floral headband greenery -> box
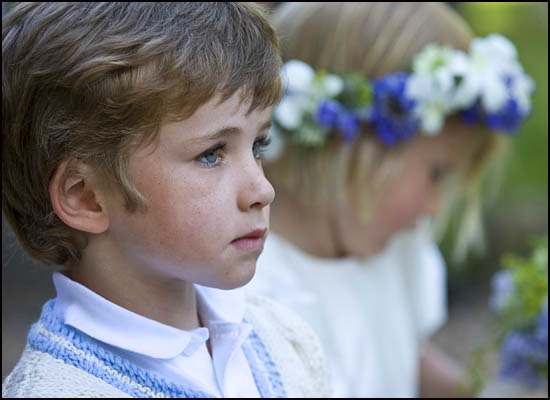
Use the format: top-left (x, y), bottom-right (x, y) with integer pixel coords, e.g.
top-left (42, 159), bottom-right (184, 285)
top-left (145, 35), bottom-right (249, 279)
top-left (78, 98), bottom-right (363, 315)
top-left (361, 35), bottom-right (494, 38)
top-left (270, 34), bottom-right (535, 151)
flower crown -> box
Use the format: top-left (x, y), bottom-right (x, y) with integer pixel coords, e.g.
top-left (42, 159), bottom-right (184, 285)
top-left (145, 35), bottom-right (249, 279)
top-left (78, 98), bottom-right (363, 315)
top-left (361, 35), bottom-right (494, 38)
top-left (270, 34), bottom-right (535, 150)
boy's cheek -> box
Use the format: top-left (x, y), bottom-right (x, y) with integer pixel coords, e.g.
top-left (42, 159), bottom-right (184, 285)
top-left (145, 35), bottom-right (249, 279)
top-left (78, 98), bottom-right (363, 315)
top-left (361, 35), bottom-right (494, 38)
top-left (264, 205), bottom-right (271, 224)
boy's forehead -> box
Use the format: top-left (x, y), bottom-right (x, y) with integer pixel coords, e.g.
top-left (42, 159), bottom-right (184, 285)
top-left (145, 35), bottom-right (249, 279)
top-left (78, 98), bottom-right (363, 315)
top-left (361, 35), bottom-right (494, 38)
top-left (211, 88), bottom-right (260, 113)
top-left (163, 91), bottom-right (272, 142)
top-left (169, 89), bottom-right (252, 123)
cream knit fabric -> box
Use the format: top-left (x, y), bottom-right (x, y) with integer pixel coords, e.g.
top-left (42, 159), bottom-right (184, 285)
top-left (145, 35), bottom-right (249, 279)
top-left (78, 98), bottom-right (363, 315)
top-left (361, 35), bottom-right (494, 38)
top-left (2, 345), bottom-right (130, 398)
top-left (245, 292), bottom-right (332, 398)
top-left (2, 293), bottom-right (331, 398)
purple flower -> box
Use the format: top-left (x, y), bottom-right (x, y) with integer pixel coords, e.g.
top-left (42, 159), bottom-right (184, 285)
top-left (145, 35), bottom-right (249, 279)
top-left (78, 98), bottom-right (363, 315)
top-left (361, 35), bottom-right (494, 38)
top-left (462, 75), bottom-right (530, 134)
top-left (370, 73), bottom-right (419, 146)
top-left (485, 98), bottom-right (526, 134)
top-left (535, 302), bottom-right (548, 347)
top-left (460, 101), bottom-right (482, 125)
top-left (490, 270), bottom-right (515, 312)
top-left (316, 99), bottom-right (362, 142)
top-left (337, 111), bottom-right (361, 142)
top-left (462, 96), bottom-right (527, 134)
top-left (315, 99), bottom-right (343, 128)
top-left (499, 331), bottom-right (547, 388)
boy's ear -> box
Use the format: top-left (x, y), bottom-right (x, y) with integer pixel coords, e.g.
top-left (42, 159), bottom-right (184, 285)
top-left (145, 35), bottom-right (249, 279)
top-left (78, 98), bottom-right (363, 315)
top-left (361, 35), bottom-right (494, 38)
top-left (49, 159), bottom-right (110, 234)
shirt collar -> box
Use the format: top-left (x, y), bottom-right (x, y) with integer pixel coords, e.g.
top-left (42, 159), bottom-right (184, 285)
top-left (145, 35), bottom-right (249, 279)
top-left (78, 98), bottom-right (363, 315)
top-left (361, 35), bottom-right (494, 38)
top-left (52, 272), bottom-right (248, 359)
top-left (195, 284), bottom-right (252, 389)
top-left (194, 283), bottom-right (246, 325)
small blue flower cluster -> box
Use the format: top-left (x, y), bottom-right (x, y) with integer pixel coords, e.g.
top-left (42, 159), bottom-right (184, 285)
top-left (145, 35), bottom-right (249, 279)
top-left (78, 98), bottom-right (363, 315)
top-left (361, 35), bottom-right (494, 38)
top-left (314, 73), bottom-right (418, 146)
top-left (315, 99), bottom-right (362, 143)
top-left (461, 75), bottom-right (532, 134)
top-left (369, 73), bottom-right (418, 146)
top-left (499, 303), bottom-right (548, 388)
top-left (271, 34), bottom-right (535, 152)
top-left (313, 69), bottom-right (530, 145)
top-left (489, 235), bottom-right (548, 389)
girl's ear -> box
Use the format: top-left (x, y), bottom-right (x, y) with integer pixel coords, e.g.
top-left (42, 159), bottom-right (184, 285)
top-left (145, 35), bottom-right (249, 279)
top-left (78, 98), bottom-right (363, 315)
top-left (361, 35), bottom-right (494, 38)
top-left (49, 159), bottom-right (110, 234)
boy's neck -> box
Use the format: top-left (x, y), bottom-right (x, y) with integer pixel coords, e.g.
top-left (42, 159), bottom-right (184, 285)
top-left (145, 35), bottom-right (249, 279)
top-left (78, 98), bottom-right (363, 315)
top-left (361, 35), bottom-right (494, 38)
top-left (269, 188), bottom-right (346, 259)
top-left (69, 238), bottom-right (202, 332)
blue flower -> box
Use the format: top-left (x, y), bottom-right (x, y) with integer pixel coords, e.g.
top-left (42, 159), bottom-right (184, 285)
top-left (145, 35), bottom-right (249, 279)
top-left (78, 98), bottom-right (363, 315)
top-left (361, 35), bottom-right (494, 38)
top-left (490, 270), bottom-right (515, 312)
top-left (460, 101), bottom-right (482, 125)
top-left (315, 99), bottom-right (343, 128)
top-left (499, 331), bottom-right (547, 388)
top-left (461, 95), bottom-right (527, 134)
top-left (535, 301), bottom-right (548, 348)
top-left (337, 110), bottom-right (361, 142)
top-left (485, 97), bottom-right (526, 134)
top-left (315, 99), bottom-right (362, 142)
top-left (370, 73), bottom-right (419, 145)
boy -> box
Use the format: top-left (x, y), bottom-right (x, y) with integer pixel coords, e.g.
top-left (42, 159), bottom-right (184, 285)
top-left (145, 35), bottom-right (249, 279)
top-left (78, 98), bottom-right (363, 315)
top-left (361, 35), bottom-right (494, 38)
top-left (2, 3), bottom-right (329, 397)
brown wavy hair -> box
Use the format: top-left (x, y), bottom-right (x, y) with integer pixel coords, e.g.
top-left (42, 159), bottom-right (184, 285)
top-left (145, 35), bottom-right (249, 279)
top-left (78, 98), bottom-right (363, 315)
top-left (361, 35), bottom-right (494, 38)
top-left (2, 2), bottom-right (283, 266)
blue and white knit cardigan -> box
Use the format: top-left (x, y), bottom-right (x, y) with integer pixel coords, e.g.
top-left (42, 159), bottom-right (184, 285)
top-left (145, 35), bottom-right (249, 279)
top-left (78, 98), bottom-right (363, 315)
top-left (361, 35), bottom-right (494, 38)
top-left (2, 293), bottom-right (330, 398)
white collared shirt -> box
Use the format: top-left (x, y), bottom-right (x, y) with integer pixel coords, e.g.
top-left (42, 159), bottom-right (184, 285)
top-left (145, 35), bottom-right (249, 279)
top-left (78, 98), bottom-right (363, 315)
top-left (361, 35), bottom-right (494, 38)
top-left (52, 272), bottom-right (260, 398)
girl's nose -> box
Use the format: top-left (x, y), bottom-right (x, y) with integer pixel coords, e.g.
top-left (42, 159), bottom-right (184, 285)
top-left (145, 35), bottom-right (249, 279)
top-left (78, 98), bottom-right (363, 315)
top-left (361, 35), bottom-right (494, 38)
top-left (423, 190), bottom-right (441, 218)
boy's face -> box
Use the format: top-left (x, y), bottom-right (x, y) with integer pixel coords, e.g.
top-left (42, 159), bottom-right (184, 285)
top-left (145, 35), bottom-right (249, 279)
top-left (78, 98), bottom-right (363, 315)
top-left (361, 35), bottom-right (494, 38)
top-left (104, 90), bottom-right (275, 289)
top-left (335, 119), bottom-right (483, 258)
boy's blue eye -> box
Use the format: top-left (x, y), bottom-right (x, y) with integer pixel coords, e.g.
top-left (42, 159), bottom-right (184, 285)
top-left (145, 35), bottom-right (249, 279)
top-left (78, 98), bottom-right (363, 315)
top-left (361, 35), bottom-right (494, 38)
top-left (253, 136), bottom-right (272, 159)
top-left (198, 147), bottom-right (223, 166)
top-left (197, 137), bottom-right (270, 166)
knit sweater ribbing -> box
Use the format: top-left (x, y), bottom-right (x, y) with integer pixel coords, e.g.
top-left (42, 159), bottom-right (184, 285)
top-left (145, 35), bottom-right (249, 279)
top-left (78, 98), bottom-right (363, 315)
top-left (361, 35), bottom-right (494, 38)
top-left (2, 293), bottom-right (330, 398)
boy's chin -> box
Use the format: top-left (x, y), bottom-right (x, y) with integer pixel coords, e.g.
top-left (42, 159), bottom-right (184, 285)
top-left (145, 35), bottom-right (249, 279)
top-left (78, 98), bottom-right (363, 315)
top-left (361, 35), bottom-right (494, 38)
top-left (209, 262), bottom-right (257, 290)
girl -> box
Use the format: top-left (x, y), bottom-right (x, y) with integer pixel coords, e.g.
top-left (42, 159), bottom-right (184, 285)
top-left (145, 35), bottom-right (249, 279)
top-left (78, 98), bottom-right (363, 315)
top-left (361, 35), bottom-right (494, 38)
top-left (247, 2), bottom-right (534, 397)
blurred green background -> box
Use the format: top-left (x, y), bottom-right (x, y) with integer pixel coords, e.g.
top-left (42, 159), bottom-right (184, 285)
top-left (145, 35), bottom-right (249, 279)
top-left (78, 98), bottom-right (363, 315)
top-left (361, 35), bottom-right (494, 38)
top-left (441, 2), bottom-right (548, 296)
top-left (458, 2), bottom-right (547, 197)
top-left (457, 2), bottom-right (547, 200)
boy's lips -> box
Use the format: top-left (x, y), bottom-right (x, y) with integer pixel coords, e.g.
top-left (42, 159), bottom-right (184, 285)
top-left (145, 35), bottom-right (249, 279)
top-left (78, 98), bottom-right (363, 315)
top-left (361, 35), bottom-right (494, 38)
top-left (231, 228), bottom-right (267, 252)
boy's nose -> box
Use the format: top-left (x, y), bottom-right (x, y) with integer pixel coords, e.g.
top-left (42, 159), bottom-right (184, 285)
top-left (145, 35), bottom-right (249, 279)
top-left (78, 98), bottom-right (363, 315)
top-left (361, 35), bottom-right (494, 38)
top-left (237, 164), bottom-right (275, 212)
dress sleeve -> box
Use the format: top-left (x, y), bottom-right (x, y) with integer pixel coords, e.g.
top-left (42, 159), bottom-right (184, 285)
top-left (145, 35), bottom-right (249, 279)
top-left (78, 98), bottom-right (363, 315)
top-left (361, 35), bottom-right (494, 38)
top-left (397, 226), bottom-right (448, 340)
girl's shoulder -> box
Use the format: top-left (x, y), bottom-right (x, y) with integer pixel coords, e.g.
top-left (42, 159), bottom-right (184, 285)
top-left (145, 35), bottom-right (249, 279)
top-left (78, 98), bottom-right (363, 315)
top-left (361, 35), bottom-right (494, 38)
top-left (244, 292), bottom-right (332, 398)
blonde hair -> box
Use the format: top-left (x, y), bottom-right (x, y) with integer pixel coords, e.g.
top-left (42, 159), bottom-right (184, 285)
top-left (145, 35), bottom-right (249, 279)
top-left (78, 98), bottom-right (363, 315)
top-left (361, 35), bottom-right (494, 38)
top-left (268, 2), bottom-right (506, 262)
top-left (2, 2), bottom-right (282, 266)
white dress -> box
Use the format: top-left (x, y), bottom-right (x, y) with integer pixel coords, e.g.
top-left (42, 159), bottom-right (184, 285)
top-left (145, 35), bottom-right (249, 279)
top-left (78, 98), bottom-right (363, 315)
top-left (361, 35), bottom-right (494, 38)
top-left (245, 223), bottom-right (447, 397)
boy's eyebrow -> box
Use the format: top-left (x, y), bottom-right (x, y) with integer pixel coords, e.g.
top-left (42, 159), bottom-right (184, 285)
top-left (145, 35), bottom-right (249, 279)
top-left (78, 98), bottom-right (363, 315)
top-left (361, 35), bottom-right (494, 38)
top-left (194, 119), bottom-right (272, 143)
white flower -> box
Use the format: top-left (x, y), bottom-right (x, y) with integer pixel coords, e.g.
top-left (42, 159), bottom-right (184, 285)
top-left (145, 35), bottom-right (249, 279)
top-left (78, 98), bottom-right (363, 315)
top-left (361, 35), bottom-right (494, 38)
top-left (507, 66), bottom-right (536, 115)
top-left (472, 34), bottom-right (517, 65)
top-left (454, 34), bottom-right (520, 113)
top-left (412, 44), bottom-right (470, 114)
top-left (322, 74), bottom-right (344, 97)
top-left (274, 60), bottom-right (325, 131)
top-left (273, 95), bottom-right (305, 130)
top-left (406, 73), bottom-right (452, 134)
top-left (418, 102), bottom-right (447, 134)
top-left (412, 44), bottom-right (454, 74)
top-left (281, 59), bottom-right (315, 94)
top-left (480, 76), bottom-right (509, 113)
